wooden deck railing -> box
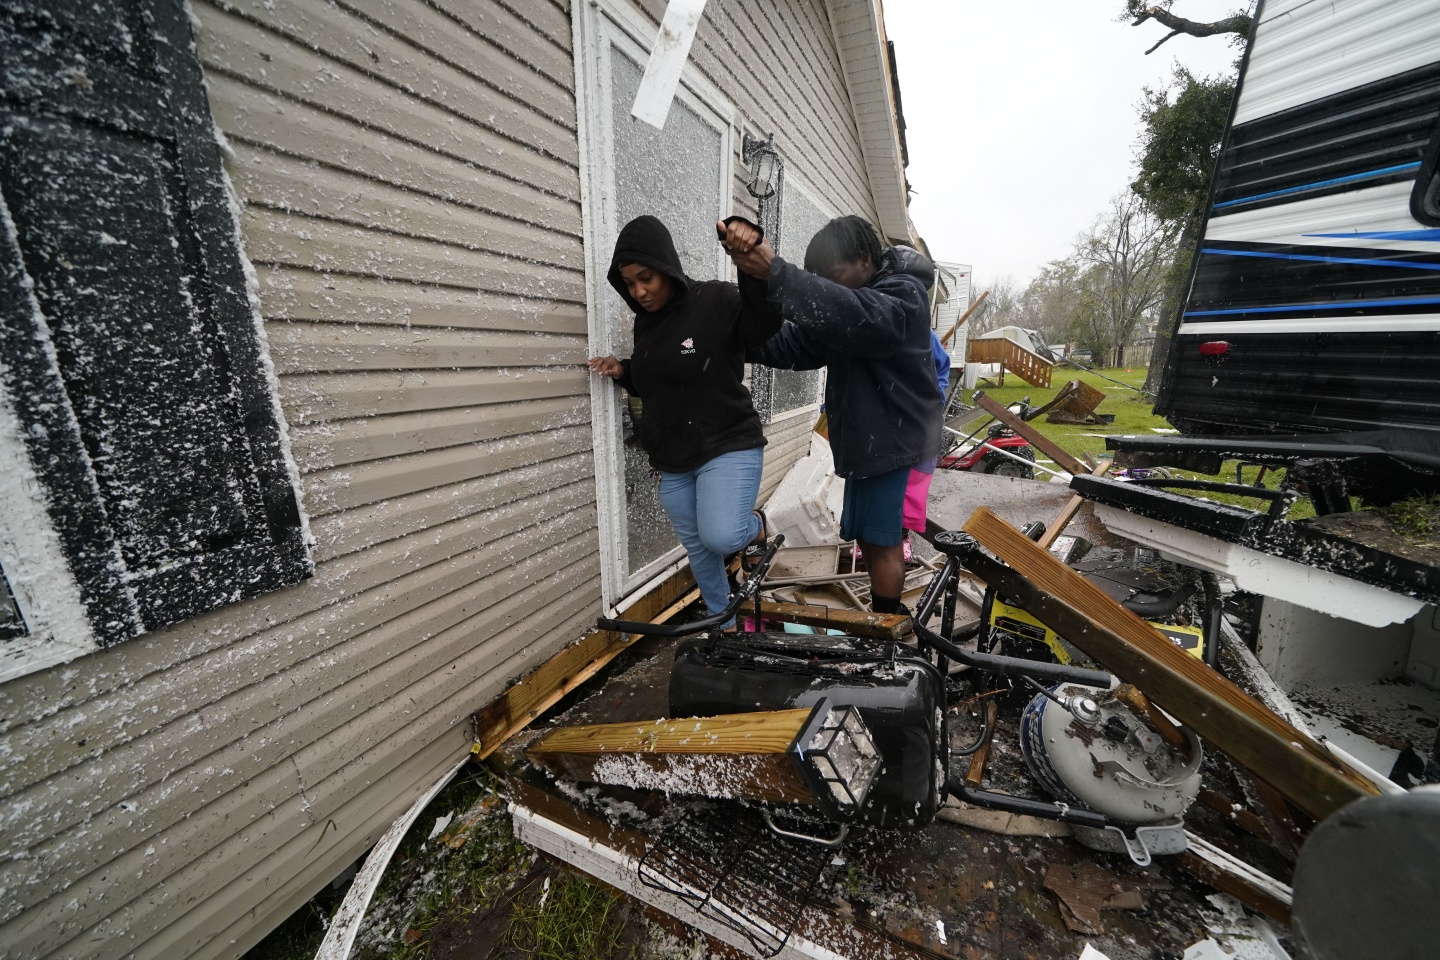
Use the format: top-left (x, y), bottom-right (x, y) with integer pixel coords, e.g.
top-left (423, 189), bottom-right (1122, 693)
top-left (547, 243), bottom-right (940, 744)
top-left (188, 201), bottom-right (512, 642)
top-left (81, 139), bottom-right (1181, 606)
top-left (966, 336), bottom-right (1053, 388)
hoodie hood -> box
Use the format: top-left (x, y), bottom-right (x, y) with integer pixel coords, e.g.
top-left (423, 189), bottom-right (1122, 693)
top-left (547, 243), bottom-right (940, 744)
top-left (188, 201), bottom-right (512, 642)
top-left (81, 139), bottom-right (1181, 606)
top-left (608, 215), bottom-right (692, 314)
top-left (873, 244), bottom-right (935, 291)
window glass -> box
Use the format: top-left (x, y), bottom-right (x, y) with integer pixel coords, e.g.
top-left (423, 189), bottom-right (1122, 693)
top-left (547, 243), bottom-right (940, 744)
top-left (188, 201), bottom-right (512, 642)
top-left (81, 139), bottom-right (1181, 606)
top-left (764, 184), bottom-right (830, 417)
top-left (607, 47), bottom-right (725, 576)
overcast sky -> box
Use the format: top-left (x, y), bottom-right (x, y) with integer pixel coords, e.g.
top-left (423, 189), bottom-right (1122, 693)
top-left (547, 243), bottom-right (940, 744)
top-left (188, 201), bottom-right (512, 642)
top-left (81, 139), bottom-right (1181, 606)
top-left (884, 1), bottom-right (1249, 289)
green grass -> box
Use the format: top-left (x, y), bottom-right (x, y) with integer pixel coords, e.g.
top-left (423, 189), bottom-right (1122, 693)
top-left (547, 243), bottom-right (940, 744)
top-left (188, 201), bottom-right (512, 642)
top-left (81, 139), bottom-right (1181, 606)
top-left (499, 871), bottom-right (629, 960)
top-left (351, 767), bottom-right (534, 960)
top-left (1379, 494), bottom-right (1440, 548)
top-left (971, 365), bottom-right (1155, 466)
top-left (964, 366), bottom-right (1314, 518)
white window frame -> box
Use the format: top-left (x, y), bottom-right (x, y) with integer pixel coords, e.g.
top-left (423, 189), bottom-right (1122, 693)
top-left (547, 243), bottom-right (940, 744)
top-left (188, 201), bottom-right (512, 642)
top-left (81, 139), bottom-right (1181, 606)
top-left (0, 375), bottom-right (98, 683)
top-left (573, 0), bottom-right (738, 610)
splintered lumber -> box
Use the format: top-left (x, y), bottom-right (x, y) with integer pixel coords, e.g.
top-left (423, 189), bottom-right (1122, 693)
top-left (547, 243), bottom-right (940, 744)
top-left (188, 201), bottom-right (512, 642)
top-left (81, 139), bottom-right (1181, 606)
top-left (961, 507), bottom-right (1380, 821)
top-left (527, 709), bottom-right (817, 804)
top-left (757, 600), bottom-right (911, 639)
top-left (1113, 683), bottom-right (1190, 758)
top-left (472, 569), bottom-right (701, 759)
top-left (1182, 832), bottom-right (1293, 925)
top-left (1037, 459), bottom-right (1111, 549)
top-left (964, 699), bottom-right (999, 787)
top-left (1046, 379), bottom-right (1108, 425)
top-left (974, 392), bottom-right (1085, 475)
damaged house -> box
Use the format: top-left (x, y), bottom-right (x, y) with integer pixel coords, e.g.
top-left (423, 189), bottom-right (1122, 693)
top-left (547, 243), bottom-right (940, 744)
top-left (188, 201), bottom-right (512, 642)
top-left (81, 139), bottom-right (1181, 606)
top-left (0, 0), bottom-right (916, 956)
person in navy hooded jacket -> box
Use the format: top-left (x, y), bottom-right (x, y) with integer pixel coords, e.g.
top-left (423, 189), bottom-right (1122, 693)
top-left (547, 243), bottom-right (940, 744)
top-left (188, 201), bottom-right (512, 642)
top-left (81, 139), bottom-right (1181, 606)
top-left (725, 215), bottom-right (943, 616)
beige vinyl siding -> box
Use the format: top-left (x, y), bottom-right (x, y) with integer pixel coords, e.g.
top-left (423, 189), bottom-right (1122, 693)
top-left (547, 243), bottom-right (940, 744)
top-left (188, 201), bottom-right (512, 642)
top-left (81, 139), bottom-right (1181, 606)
top-left (759, 412), bottom-right (820, 506)
top-left (0, 0), bottom-right (594, 957)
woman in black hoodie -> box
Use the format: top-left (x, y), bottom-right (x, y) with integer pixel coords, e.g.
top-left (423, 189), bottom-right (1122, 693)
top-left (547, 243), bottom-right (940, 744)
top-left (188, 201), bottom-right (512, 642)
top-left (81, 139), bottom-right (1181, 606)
top-left (589, 215), bottom-right (780, 626)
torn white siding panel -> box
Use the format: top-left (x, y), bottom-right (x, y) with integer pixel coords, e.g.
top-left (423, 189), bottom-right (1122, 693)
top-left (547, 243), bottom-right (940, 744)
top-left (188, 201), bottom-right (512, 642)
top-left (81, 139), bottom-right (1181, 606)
top-left (0, 1), bottom-right (597, 958)
top-left (1256, 598), bottom-right (1416, 691)
top-left (629, 0), bottom-right (708, 128)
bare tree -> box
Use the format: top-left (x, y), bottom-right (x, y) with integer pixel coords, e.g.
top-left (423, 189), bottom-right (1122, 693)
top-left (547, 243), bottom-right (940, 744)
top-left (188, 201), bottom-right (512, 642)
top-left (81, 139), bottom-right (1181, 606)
top-left (969, 275), bottom-right (1023, 336)
top-left (1122, 1), bottom-right (1252, 55)
top-left (1070, 194), bottom-right (1176, 367)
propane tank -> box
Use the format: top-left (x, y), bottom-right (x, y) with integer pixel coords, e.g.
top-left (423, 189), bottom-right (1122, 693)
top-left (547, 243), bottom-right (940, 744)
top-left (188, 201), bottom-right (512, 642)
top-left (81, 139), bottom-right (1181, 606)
top-left (1020, 683), bottom-right (1202, 862)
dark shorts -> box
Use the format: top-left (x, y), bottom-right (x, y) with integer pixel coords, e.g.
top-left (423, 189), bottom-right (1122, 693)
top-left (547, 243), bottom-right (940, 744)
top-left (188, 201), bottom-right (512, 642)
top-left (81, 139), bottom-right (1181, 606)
top-left (840, 465), bottom-right (910, 547)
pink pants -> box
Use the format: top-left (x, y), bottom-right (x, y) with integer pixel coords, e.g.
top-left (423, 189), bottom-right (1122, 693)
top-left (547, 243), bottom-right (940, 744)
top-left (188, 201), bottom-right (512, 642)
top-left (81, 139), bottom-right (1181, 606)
top-left (902, 460), bottom-right (937, 532)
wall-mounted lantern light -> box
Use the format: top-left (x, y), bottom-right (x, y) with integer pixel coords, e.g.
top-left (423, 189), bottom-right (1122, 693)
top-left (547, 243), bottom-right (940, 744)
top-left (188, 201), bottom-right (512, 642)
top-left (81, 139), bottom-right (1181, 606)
top-left (743, 131), bottom-right (782, 200)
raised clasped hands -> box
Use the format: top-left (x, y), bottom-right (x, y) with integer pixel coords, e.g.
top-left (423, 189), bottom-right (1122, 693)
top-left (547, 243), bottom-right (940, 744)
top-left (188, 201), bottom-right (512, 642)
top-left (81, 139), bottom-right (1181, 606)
top-left (716, 219), bottom-right (774, 280)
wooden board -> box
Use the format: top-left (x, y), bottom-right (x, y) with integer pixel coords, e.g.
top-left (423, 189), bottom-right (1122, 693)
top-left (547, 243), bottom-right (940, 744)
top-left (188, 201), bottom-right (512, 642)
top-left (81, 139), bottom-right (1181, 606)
top-left (974, 393), bottom-right (1085, 475)
top-left (757, 600), bottom-right (912, 639)
top-left (961, 507), bottom-right (1378, 821)
top-left (527, 709), bottom-right (817, 805)
top-left (472, 567), bottom-right (701, 759)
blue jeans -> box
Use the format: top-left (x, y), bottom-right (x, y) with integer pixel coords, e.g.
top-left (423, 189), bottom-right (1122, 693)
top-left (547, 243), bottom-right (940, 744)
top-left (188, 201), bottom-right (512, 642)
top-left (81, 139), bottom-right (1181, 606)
top-left (658, 447), bottom-right (765, 627)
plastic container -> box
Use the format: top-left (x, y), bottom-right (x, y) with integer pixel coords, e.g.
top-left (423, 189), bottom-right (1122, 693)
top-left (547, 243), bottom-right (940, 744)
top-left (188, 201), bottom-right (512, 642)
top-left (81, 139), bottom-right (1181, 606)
top-left (762, 436), bottom-right (845, 547)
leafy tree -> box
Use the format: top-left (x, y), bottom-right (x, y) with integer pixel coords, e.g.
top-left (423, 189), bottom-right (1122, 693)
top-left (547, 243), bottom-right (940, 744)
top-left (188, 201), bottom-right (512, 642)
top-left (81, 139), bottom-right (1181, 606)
top-left (1132, 66), bottom-right (1238, 391)
top-left (1119, 3), bottom-right (1251, 391)
top-left (1021, 259), bottom-right (1083, 346)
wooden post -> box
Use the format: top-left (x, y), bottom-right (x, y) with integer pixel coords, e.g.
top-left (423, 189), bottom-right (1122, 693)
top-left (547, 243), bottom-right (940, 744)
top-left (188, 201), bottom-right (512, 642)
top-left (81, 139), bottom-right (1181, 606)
top-left (961, 507), bottom-right (1379, 821)
top-left (527, 709), bottom-right (820, 805)
top-left (973, 392), bottom-right (1087, 476)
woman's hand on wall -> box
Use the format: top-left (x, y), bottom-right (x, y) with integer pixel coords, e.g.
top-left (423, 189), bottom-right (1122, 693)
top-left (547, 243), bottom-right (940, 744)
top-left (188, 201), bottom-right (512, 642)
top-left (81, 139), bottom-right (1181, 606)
top-left (588, 355), bottom-right (625, 379)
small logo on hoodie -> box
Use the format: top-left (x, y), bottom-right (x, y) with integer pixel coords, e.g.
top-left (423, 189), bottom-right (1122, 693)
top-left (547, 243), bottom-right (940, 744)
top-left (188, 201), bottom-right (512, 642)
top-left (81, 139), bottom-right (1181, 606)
top-left (680, 338), bottom-right (696, 355)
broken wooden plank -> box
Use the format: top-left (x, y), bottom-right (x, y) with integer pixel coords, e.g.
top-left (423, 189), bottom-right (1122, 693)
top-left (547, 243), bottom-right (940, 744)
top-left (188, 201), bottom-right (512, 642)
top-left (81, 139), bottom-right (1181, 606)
top-left (1113, 683), bottom-right (1190, 759)
top-left (1197, 788), bottom-right (1271, 840)
top-left (964, 699), bottom-right (999, 788)
top-left (1037, 459), bottom-right (1111, 549)
top-left (1182, 831), bottom-right (1293, 925)
top-left (472, 567), bottom-right (700, 758)
top-left (527, 709), bottom-right (819, 805)
top-left (974, 392), bottom-right (1085, 475)
top-left (757, 600), bottom-right (912, 639)
top-left (961, 507), bottom-right (1379, 821)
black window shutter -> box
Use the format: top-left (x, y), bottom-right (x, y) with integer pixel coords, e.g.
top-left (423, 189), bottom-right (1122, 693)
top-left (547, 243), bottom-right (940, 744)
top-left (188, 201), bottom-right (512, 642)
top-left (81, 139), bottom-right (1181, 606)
top-left (0, 0), bottom-right (310, 645)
